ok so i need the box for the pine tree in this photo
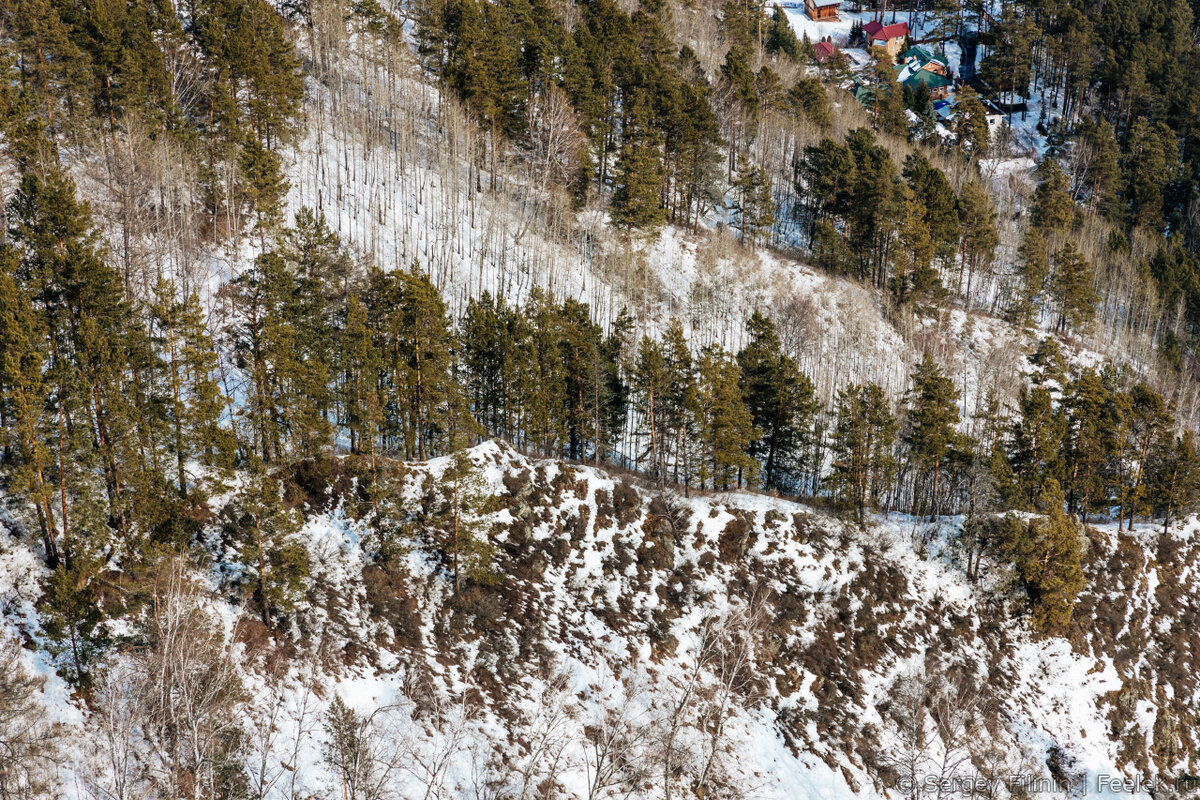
[178,291,237,474]
[0,254,58,562]
[1002,479,1084,632]
[978,4,1035,114]
[610,91,666,236]
[1075,118,1120,218]
[696,345,758,491]
[376,265,475,459]
[798,137,855,238]
[1030,158,1075,234]
[631,335,670,483]
[238,134,289,243]
[662,319,698,490]
[1050,242,1096,332]
[438,448,497,592]
[1122,116,1180,231]
[2,0,88,132]
[764,7,801,59]
[953,86,990,160]
[732,159,776,246]
[1148,431,1200,533]
[42,560,106,687]
[522,289,567,457]
[1029,337,1067,388]
[956,180,999,304]
[1120,384,1167,529]
[226,251,332,463]
[890,183,938,308]
[736,312,816,494]
[871,48,908,138]
[1006,384,1063,509]
[904,354,961,518]
[1011,228,1050,326]
[902,153,959,263]
[7,167,148,540]
[828,383,897,526]
[1061,370,1110,522]
[224,461,308,627]
[340,297,383,463]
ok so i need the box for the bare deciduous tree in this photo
[321,695,410,800]
[580,666,653,800]
[0,635,61,800]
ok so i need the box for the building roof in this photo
[904,46,947,68]
[901,68,953,91]
[863,20,910,41]
[808,0,841,6]
[813,41,839,61]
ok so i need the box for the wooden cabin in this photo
[805,0,841,21]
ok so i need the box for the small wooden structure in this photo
[805,0,841,21]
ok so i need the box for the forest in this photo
[2,0,1200,794]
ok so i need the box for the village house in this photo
[901,67,953,100]
[805,0,840,21]
[902,46,948,76]
[863,20,909,58]
[813,40,840,63]
[897,45,953,100]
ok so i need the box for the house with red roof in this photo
[812,41,840,63]
[863,20,909,58]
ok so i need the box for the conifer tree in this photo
[736,312,816,494]
[438,448,497,592]
[953,86,990,160]
[377,265,474,459]
[1007,384,1063,509]
[522,289,567,457]
[902,153,959,263]
[978,4,1035,113]
[1120,384,1168,529]
[1149,431,1200,533]
[1030,159,1074,234]
[1050,242,1096,332]
[340,296,383,463]
[1075,118,1120,218]
[871,49,908,138]
[1061,369,1110,522]
[1002,479,1084,632]
[662,319,698,490]
[610,91,666,236]
[956,180,999,304]
[1011,228,1050,326]
[7,167,147,539]
[904,354,961,518]
[0,256,58,562]
[798,137,855,239]
[732,160,776,246]
[696,346,758,491]
[890,183,939,307]
[828,383,896,526]
[42,560,105,687]
[146,282,232,501]
[224,461,308,627]
[226,251,332,463]
[631,335,670,483]
[764,7,801,59]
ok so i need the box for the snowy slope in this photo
[8,441,1198,799]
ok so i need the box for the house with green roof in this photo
[900,67,953,99]
[902,46,949,76]
[896,46,954,100]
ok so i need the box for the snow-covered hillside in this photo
[6,441,1197,798]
